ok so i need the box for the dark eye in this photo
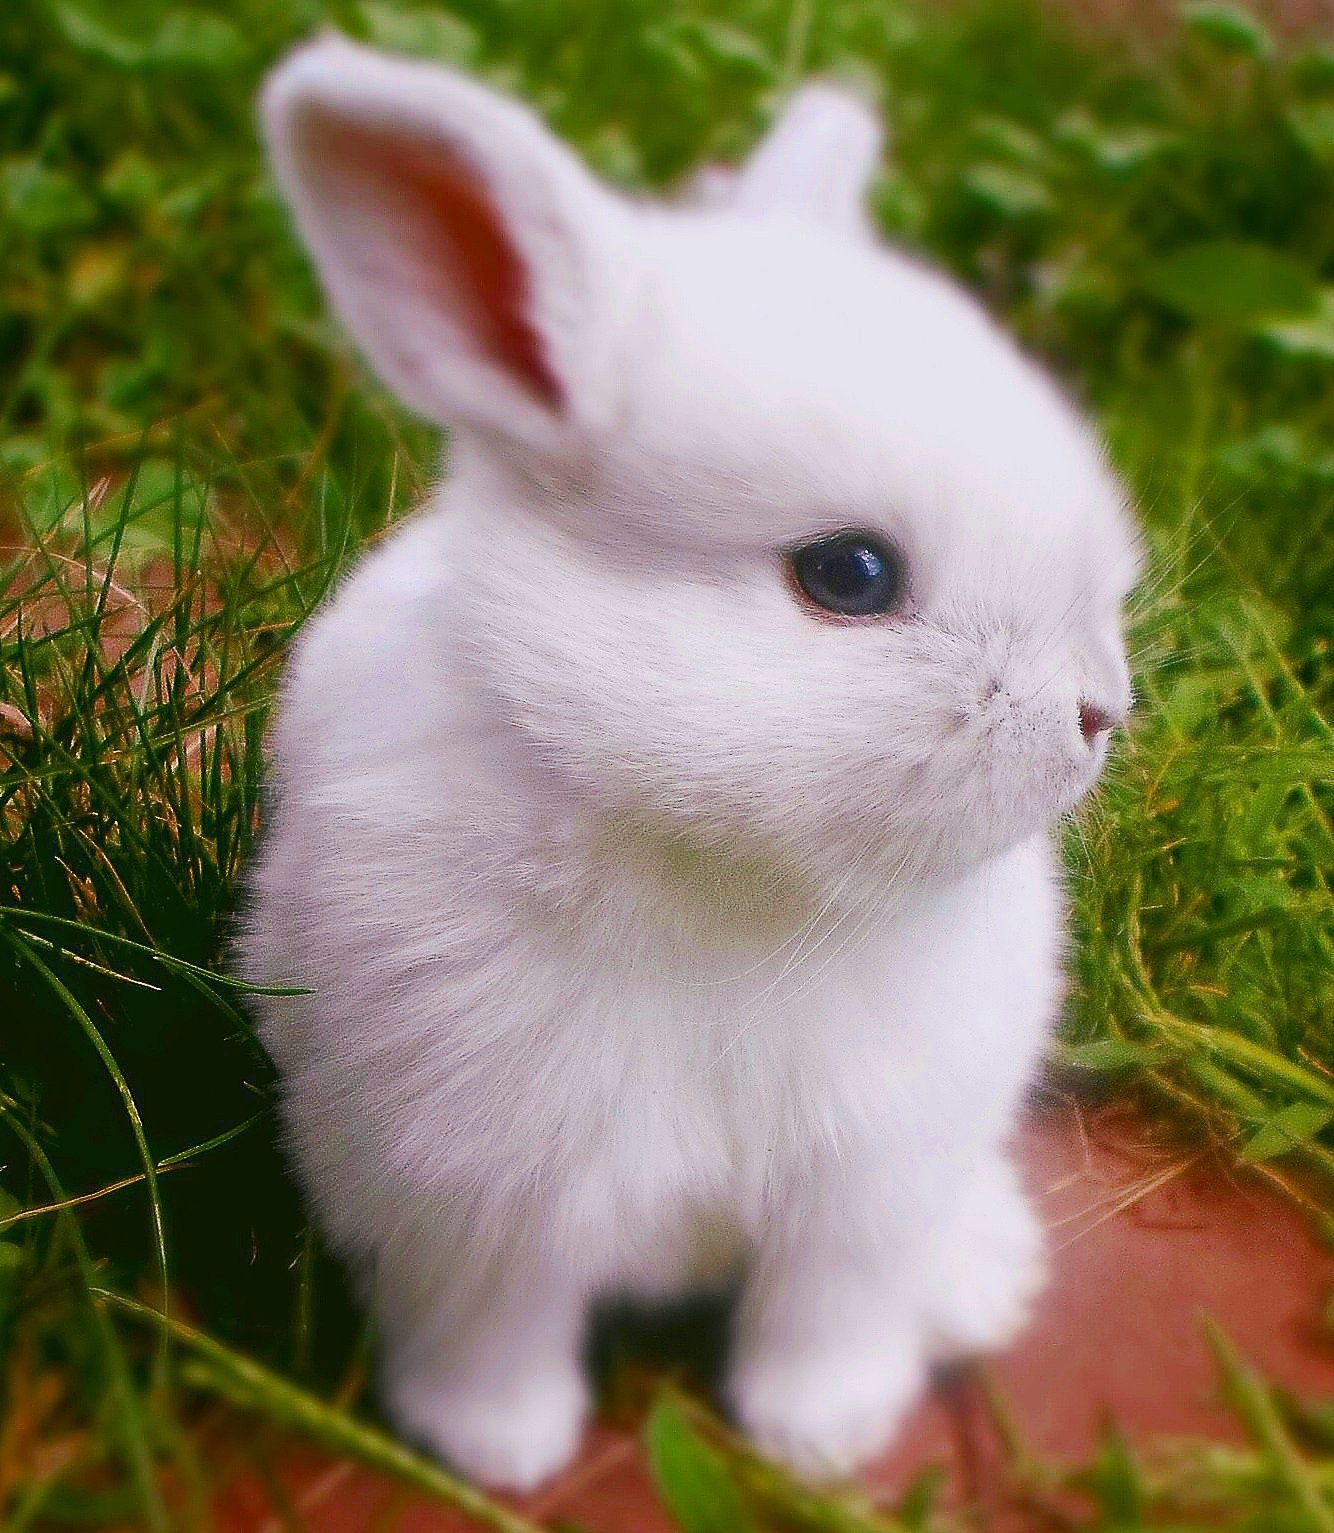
[788,531,909,618]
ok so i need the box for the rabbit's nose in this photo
[1078,698,1122,746]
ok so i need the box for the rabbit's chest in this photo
[500,1009,791,1287]
[509,959,912,1200]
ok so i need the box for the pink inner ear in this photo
[303,113,565,410]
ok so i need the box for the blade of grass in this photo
[0,907,309,993]
[96,1289,548,1533]
[5,928,172,1391]
[0,1111,265,1233]
[0,1095,168,1533]
[1203,1319,1334,1532]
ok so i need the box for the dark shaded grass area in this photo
[0,0,1331,1526]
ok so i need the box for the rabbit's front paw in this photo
[921,1155,1047,1359]
[389,1362,587,1492]
[730,1333,923,1478]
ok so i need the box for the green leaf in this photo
[102,151,164,206]
[358,2,479,64]
[148,13,245,70]
[1214,424,1333,483]
[1257,289,1334,362]
[893,1463,946,1528]
[1181,2,1274,57]
[973,116,1051,168]
[1198,747,1334,787]
[50,0,152,66]
[1083,1423,1145,1521]
[642,26,708,88]
[646,1398,755,1533]
[1142,242,1319,325]
[51,2,244,70]
[1054,1038,1152,1073]
[1159,670,1229,733]
[1,158,97,235]
[581,126,646,187]
[960,163,1053,219]
[1293,45,1334,87]
[1240,1103,1334,1162]
[872,172,928,238]
[160,174,222,222]
[1286,102,1334,162]
[670,20,776,82]
[1055,110,1173,174]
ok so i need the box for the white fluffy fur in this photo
[244,37,1140,1491]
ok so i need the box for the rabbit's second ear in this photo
[262,37,634,447]
[728,84,883,235]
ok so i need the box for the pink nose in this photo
[1079,700,1119,745]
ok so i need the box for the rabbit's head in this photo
[263,39,1139,897]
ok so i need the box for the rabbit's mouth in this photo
[918,709,1120,864]
[970,667,1126,790]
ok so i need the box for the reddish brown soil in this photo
[216,1098,1333,1532]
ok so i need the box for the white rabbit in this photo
[243,36,1139,1492]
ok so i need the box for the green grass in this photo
[1,0,1331,1527]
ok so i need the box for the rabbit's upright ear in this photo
[262,37,635,447]
[728,84,883,235]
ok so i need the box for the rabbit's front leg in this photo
[379,1250,589,1492]
[919,1149,1046,1360]
[729,1163,936,1478]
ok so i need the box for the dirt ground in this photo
[216,1096,1334,1532]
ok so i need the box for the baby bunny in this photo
[243,36,1140,1491]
